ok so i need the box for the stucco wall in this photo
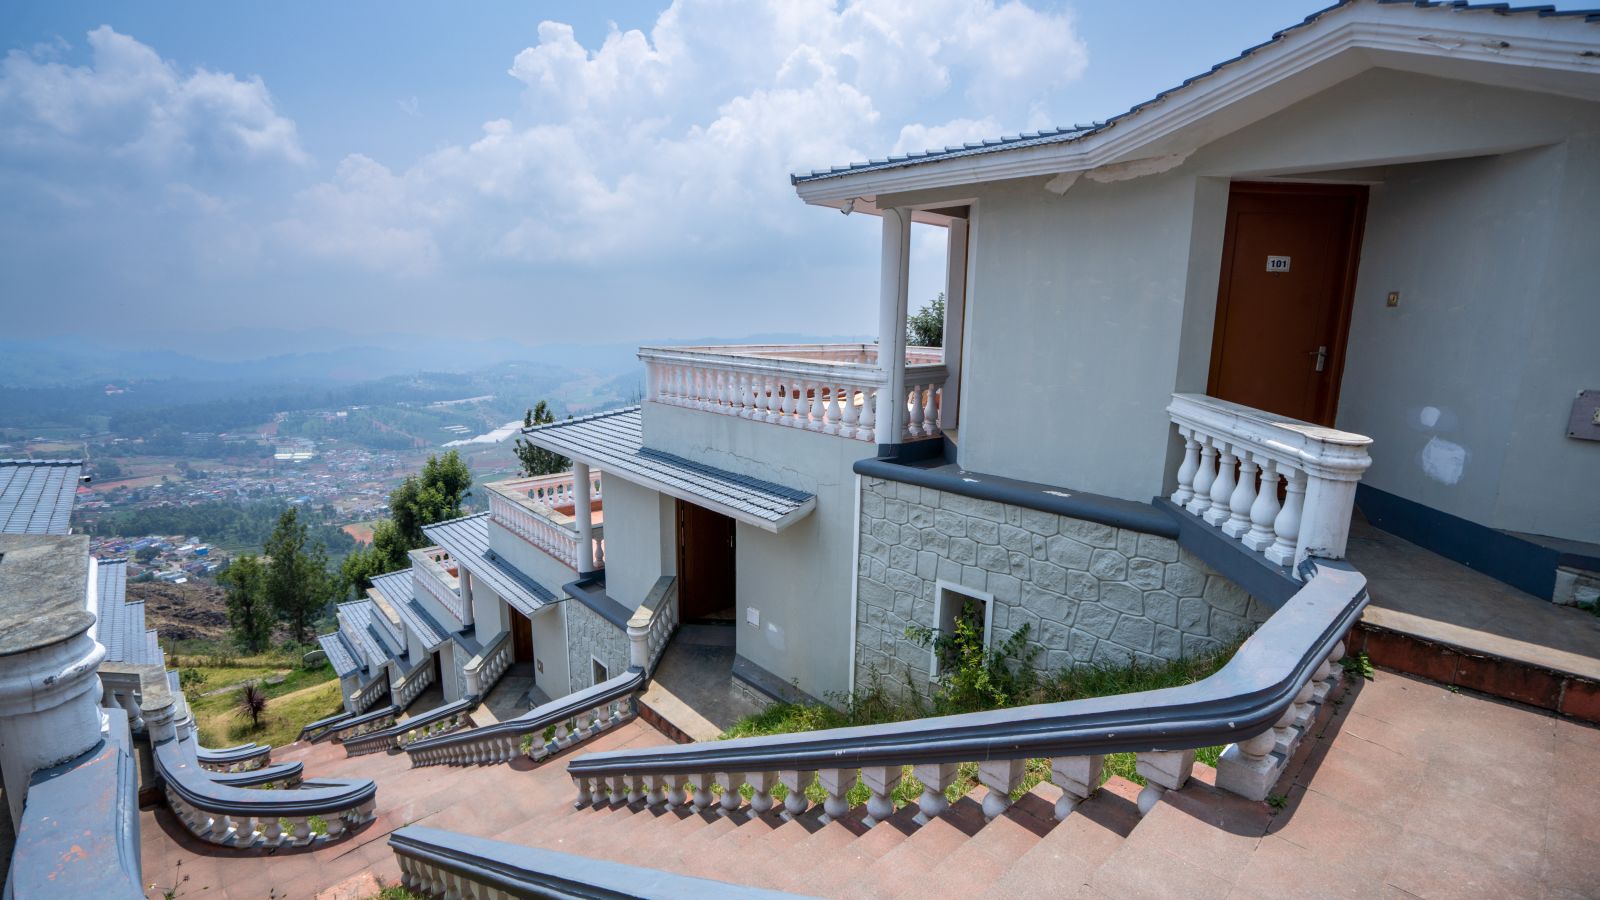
[643,400,875,701]
[534,605,571,697]
[855,477,1269,694]
[598,475,676,608]
[487,519,581,599]
[564,600,630,693]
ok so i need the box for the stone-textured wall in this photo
[856,477,1270,692]
[565,600,630,692]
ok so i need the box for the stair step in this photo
[981,781,1142,898]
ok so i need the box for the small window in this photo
[931,581,994,677]
[591,657,609,686]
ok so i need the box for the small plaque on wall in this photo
[1266,255,1291,273]
[1568,390,1600,441]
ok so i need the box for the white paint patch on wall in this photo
[1420,436,1468,485]
[1418,406,1441,428]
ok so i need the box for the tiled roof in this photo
[371,568,450,651]
[337,600,388,672]
[791,1,1600,184]
[317,631,361,678]
[520,408,815,530]
[0,459,82,535]
[93,559,162,666]
[423,513,558,617]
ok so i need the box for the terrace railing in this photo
[639,344,947,443]
[627,576,678,676]
[405,671,641,768]
[392,655,436,710]
[563,559,1367,825]
[411,546,468,625]
[210,760,304,790]
[486,476,606,572]
[1166,393,1372,572]
[350,671,392,713]
[327,704,401,743]
[343,698,475,757]
[194,740,272,773]
[462,630,513,699]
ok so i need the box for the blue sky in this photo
[0,1,1469,357]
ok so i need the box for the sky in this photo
[0,1,1411,358]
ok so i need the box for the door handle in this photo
[1309,345,1328,373]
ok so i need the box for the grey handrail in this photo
[405,668,643,766]
[155,734,376,820]
[388,825,810,899]
[343,698,474,756]
[195,740,271,770]
[569,560,1366,778]
[304,703,400,744]
[299,708,355,741]
[209,760,303,789]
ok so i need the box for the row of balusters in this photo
[1171,425,1307,566]
[647,362,944,442]
[165,787,375,848]
[408,697,633,768]
[489,493,584,570]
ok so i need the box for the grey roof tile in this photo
[791,1,1600,185]
[423,513,558,617]
[94,559,161,666]
[520,408,813,526]
[0,460,82,535]
[371,568,449,651]
[317,631,360,678]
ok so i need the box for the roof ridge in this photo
[522,405,642,435]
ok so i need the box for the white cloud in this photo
[0,25,306,174]
[278,0,1088,275]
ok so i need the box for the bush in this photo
[178,668,208,689]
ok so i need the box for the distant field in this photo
[343,521,375,544]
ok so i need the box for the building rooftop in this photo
[317,630,361,678]
[371,568,451,652]
[93,559,163,667]
[0,459,83,535]
[424,513,560,617]
[520,408,815,532]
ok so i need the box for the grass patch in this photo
[720,638,1244,810]
[186,651,344,748]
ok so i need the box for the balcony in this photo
[410,546,466,625]
[638,343,947,443]
[486,471,606,571]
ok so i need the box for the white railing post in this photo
[574,462,597,574]
[877,207,911,447]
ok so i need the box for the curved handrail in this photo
[154,734,376,846]
[299,709,353,741]
[195,740,272,772]
[209,760,304,789]
[304,704,400,744]
[568,560,1366,778]
[406,669,643,767]
[344,698,474,757]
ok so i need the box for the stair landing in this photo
[1346,519,1600,721]
[138,668,1600,898]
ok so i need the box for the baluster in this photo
[718,772,744,816]
[783,379,801,426]
[905,384,925,440]
[1266,467,1307,566]
[807,380,826,430]
[912,762,956,825]
[1187,436,1217,516]
[779,770,813,820]
[645,774,668,806]
[667,774,689,807]
[1134,749,1194,817]
[1243,459,1282,552]
[1204,441,1237,526]
[979,758,1025,820]
[687,773,715,813]
[840,385,859,438]
[860,766,902,828]
[860,386,879,442]
[573,775,593,807]
[607,775,628,806]
[922,382,939,435]
[291,817,313,845]
[818,383,840,435]
[1215,726,1281,802]
[1224,451,1259,538]
[730,371,748,417]
[1051,755,1104,821]
[816,768,853,824]
[754,374,773,422]
[1172,428,1199,505]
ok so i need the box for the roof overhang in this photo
[793,1,1600,205]
[576,454,817,535]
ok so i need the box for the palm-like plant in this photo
[239,683,269,730]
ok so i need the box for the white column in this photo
[573,461,597,574]
[876,207,912,448]
[939,217,968,431]
[0,629,108,827]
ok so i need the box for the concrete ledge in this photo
[1347,620,1600,724]
[1153,498,1300,610]
[731,654,824,707]
[562,575,634,630]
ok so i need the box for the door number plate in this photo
[1266,255,1291,273]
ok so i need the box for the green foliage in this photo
[1340,651,1375,680]
[219,554,275,652]
[906,292,945,348]
[907,600,1037,713]
[1267,793,1289,810]
[390,450,473,546]
[239,683,269,729]
[178,668,207,689]
[513,401,570,477]
[262,508,334,645]
[338,519,410,596]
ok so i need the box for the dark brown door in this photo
[510,609,533,663]
[676,499,736,622]
[1208,183,1367,425]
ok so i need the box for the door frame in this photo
[675,498,737,623]
[1206,181,1369,427]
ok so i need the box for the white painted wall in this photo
[533,605,571,697]
[896,68,1600,542]
[598,475,676,608]
[643,401,873,701]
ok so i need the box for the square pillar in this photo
[876,207,912,449]
[573,461,597,574]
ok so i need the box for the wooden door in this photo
[510,609,533,663]
[676,499,736,622]
[1208,183,1367,426]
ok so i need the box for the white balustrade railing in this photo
[495,470,605,510]
[487,482,605,571]
[463,631,512,700]
[392,658,435,710]
[1166,394,1372,573]
[410,547,467,625]
[351,674,390,713]
[331,708,398,743]
[638,344,947,443]
[626,577,679,675]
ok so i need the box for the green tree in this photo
[390,450,473,547]
[218,555,274,653]
[262,508,332,645]
[907,292,945,347]
[513,401,570,477]
[338,519,411,597]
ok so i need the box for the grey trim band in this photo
[732,655,824,707]
[563,575,634,630]
[1152,498,1300,609]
